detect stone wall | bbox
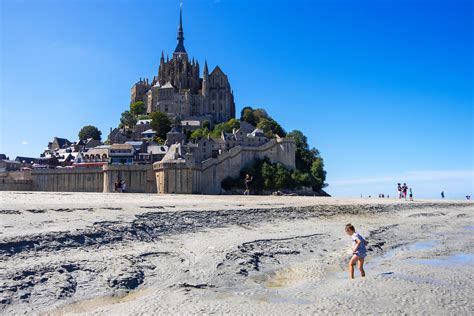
[0,171,33,191]
[154,137,296,194]
[31,168,104,192]
[103,164,156,193]
[0,165,157,193]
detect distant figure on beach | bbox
[402,183,408,200]
[397,183,402,199]
[114,180,122,193]
[441,191,445,199]
[467,195,471,200]
[121,181,127,193]
[244,174,253,195]
[345,224,367,279]
[409,188,413,201]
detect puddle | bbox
[410,253,474,267]
[407,240,439,251]
[378,240,440,260]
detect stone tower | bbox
[131,3,236,123]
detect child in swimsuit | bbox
[345,224,367,279]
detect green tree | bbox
[78,125,102,141]
[227,118,240,131]
[202,120,211,130]
[310,157,327,191]
[240,106,254,120]
[130,101,146,116]
[253,108,269,122]
[150,111,172,139]
[241,108,256,126]
[190,127,210,140]
[261,161,276,189]
[257,118,285,138]
[137,114,151,120]
[209,118,240,138]
[120,111,137,129]
[287,130,308,148]
[274,164,291,188]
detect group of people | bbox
[397,183,413,201]
[114,180,127,193]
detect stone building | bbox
[130,5,235,123]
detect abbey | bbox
[130,7,235,123]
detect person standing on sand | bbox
[402,183,408,200]
[441,191,445,199]
[121,181,127,193]
[244,174,253,195]
[397,183,402,199]
[345,224,367,279]
[409,188,413,201]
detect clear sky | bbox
[1,0,472,199]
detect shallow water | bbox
[410,253,474,267]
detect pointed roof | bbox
[210,65,225,76]
[161,82,174,89]
[174,3,187,56]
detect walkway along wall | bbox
[154,137,296,194]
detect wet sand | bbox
[0,192,472,314]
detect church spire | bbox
[173,1,187,58]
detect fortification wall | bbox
[31,168,104,192]
[103,164,156,193]
[0,172,33,191]
[154,138,296,194]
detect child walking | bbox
[345,224,367,279]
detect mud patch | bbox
[0,210,21,215]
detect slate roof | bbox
[54,137,72,148]
[15,156,36,164]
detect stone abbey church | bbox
[130,7,235,123]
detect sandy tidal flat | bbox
[0,192,473,314]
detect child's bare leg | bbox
[357,257,365,277]
[349,255,358,279]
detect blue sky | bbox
[1,0,472,199]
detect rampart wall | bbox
[154,138,296,194]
